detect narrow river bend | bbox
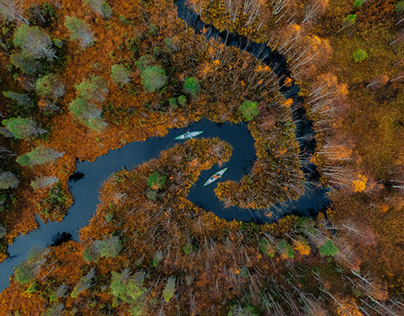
[0,1,330,291]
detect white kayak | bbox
[174,131,204,140]
[203,167,228,186]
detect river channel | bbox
[0,0,330,291]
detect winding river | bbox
[0,0,330,291]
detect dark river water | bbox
[0,0,330,291]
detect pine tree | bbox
[97,235,121,258]
[111,64,131,86]
[13,24,56,60]
[69,98,107,132]
[0,0,29,24]
[2,91,32,108]
[0,171,19,189]
[75,75,109,103]
[184,77,201,95]
[84,0,112,19]
[64,16,95,49]
[16,145,64,167]
[140,66,167,92]
[2,116,45,139]
[36,74,65,100]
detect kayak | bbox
[174,131,204,140]
[203,167,228,186]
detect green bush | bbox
[64,16,95,49]
[182,243,194,254]
[184,77,201,95]
[239,100,258,121]
[140,66,167,92]
[278,239,294,259]
[168,97,178,109]
[353,0,364,8]
[353,49,368,63]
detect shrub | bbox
[111,64,131,86]
[353,0,364,8]
[184,77,201,95]
[182,243,194,254]
[140,66,167,92]
[353,49,368,63]
[13,25,55,60]
[17,145,64,167]
[0,172,19,189]
[2,116,44,139]
[239,100,258,121]
[64,16,95,49]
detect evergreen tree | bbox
[2,91,32,108]
[70,268,95,298]
[16,145,64,167]
[64,16,95,49]
[36,74,65,100]
[69,98,107,132]
[13,24,55,60]
[239,100,258,121]
[75,75,109,103]
[97,235,121,258]
[184,77,201,95]
[10,52,43,75]
[163,276,176,302]
[111,64,131,86]
[0,0,29,24]
[0,171,19,189]
[84,0,112,18]
[110,269,146,304]
[2,116,45,139]
[140,66,167,92]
